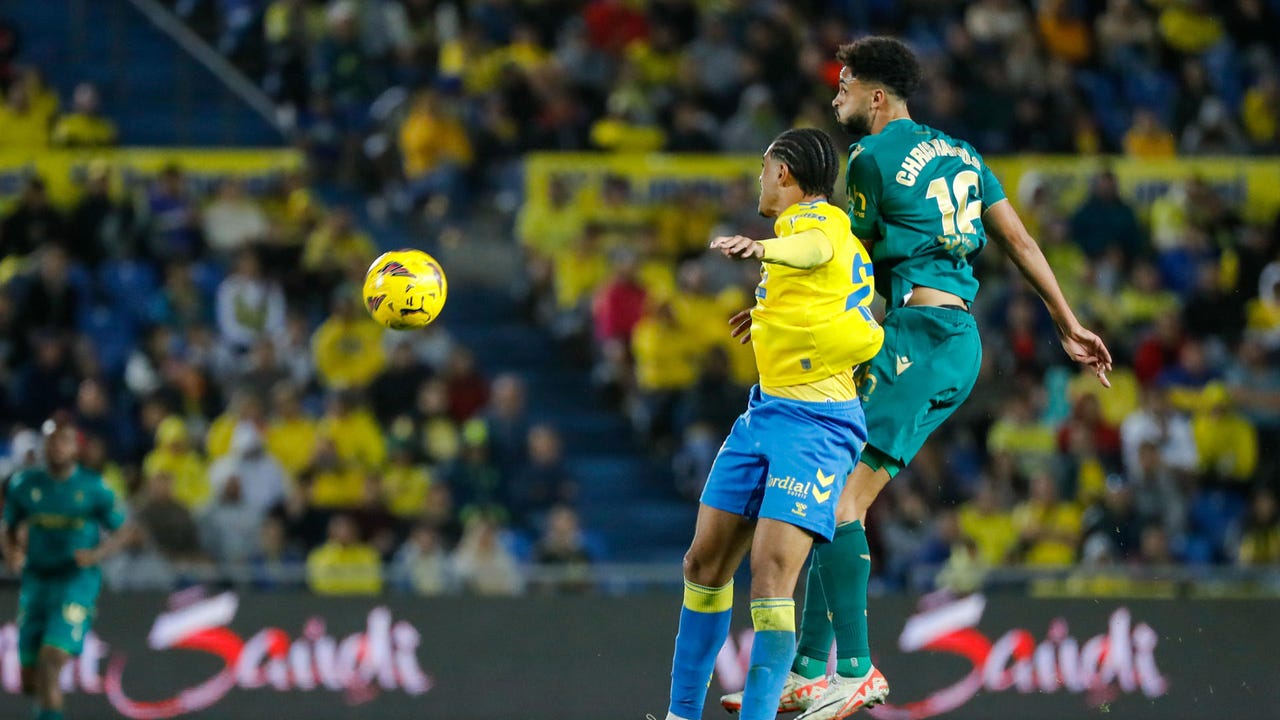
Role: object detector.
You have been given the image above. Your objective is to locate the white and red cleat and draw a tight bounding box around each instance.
[720,672,829,714]
[792,668,889,720]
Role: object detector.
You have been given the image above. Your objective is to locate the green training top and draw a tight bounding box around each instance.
[3,465,125,575]
[845,118,1007,309]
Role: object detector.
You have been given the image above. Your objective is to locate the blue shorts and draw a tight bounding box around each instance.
[700,386,867,542]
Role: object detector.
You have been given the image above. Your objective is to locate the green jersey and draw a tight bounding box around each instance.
[3,466,124,575]
[845,119,1006,309]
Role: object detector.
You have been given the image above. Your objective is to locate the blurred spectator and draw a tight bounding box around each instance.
[1013,473,1082,566]
[958,479,1018,566]
[100,525,174,592]
[630,299,700,446]
[720,84,784,153]
[303,436,364,510]
[0,74,52,147]
[234,338,292,401]
[672,422,719,501]
[445,419,505,517]
[144,164,202,263]
[1122,109,1177,158]
[381,439,433,519]
[393,523,454,595]
[208,422,287,517]
[882,488,934,586]
[301,209,375,298]
[306,513,383,595]
[1038,0,1093,64]
[199,474,262,565]
[1183,262,1246,344]
[311,1,382,131]
[1242,73,1279,150]
[266,382,319,477]
[318,391,386,470]
[1181,97,1248,155]
[249,515,305,590]
[1121,388,1199,478]
[1190,383,1258,484]
[966,0,1032,48]
[312,293,386,390]
[67,163,136,266]
[135,471,204,562]
[148,263,214,330]
[592,248,648,346]
[142,417,210,511]
[676,346,743,437]
[509,423,576,526]
[1116,261,1179,333]
[1130,440,1189,539]
[12,246,79,344]
[1095,0,1157,68]
[533,504,593,593]
[442,346,489,421]
[480,373,530,477]
[369,338,432,423]
[398,89,473,220]
[1068,171,1144,261]
[1082,477,1143,560]
[452,513,523,596]
[51,82,117,147]
[202,179,270,258]
[2,177,64,260]
[216,248,287,355]
[74,377,123,461]
[987,395,1056,478]
[1156,0,1225,55]
[206,390,264,459]
[1233,488,1280,565]
[12,333,80,428]
[403,377,461,466]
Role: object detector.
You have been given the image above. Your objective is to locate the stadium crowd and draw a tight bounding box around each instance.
[1,1,1279,596]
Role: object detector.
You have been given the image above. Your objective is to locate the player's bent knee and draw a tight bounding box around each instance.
[682,547,732,587]
[38,645,69,672]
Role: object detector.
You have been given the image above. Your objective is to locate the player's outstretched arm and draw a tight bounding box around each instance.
[75,522,139,568]
[984,199,1113,387]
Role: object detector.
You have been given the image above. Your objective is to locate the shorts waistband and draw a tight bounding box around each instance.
[756,384,864,411]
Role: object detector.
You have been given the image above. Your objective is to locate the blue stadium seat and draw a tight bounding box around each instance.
[1189,489,1247,562]
[79,305,137,376]
[98,260,160,308]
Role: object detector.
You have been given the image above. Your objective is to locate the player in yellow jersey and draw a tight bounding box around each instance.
[663,129,883,720]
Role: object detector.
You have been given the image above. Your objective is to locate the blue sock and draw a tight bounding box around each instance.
[669,578,734,720]
[740,598,796,720]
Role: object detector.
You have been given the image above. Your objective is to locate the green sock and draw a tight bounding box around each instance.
[791,551,832,679]
[35,709,64,720]
[815,521,873,678]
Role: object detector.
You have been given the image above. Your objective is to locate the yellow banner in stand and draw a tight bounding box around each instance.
[0,147,305,208]
[525,152,1280,224]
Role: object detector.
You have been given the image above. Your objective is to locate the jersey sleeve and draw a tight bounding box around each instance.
[95,483,127,531]
[846,147,883,241]
[980,162,1007,209]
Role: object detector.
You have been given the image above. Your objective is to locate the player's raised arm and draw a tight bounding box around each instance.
[983,198,1113,386]
[710,229,834,269]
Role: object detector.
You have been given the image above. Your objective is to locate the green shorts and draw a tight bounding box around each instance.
[855,305,981,476]
[17,568,101,666]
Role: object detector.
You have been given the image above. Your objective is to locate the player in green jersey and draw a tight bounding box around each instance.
[721,37,1113,720]
[1,418,132,720]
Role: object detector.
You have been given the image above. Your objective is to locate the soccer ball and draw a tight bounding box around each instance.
[362,249,448,330]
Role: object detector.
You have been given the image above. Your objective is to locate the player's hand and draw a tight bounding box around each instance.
[1059,322,1113,388]
[5,551,24,574]
[710,235,764,260]
[728,308,753,345]
[74,548,101,568]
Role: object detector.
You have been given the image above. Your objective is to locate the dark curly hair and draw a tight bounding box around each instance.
[767,128,840,199]
[836,36,922,101]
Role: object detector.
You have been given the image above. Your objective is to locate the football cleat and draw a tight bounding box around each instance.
[793,668,889,720]
[720,672,829,714]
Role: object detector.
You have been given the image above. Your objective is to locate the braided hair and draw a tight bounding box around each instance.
[767,128,841,199]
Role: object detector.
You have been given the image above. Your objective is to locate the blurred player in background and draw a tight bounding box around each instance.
[723,37,1114,720]
[664,128,883,720]
[1,417,132,720]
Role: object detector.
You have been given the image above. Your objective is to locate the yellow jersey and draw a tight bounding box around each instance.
[751,200,883,389]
